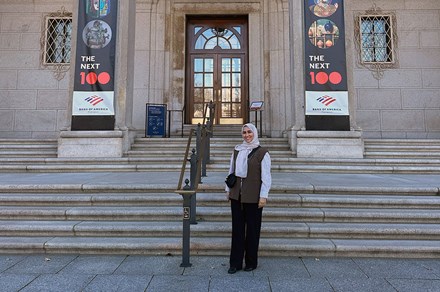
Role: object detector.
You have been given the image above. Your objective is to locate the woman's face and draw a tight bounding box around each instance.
[242,126,254,143]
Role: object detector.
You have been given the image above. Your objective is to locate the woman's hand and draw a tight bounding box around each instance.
[258,198,267,208]
[226,192,230,201]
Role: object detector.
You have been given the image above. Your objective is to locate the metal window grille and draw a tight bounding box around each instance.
[359,15,394,64]
[354,5,398,79]
[40,7,72,80]
[44,17,72,65]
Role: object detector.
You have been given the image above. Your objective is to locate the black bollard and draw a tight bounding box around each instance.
[178,179,194,267]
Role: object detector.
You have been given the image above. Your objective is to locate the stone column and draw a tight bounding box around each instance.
[287,0,306,153]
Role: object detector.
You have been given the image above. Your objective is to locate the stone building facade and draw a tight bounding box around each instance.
[0,0,439,155]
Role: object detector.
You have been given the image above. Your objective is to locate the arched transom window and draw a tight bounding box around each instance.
[194,26,242,50]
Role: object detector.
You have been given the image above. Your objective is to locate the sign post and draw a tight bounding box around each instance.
[250,101,264,133]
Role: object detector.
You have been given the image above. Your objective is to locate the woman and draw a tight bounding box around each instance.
[225,123,272,274]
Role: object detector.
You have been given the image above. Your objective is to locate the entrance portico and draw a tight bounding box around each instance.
[59,0,362,158]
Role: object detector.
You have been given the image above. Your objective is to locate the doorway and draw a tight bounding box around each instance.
[186,16,248,125]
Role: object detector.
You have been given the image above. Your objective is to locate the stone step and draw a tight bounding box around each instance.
[126,150,294,158]
[1,138,440,174]
[1,221,440,240]
[0,236,439,258]
[3,157,440,167]
[1,193,439,208]
[364,139,440,146]
[365,152,440,159]
[0,139,58,158]
[1,206,439,223]
[365,145,440,152]
[3,162,440,174]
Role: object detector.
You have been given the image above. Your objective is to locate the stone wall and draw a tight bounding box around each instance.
[0,0,73,138]
[348,0,440,138]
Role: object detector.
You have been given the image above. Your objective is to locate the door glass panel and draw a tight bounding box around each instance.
[194,88,203,103]
[232,58,241,71]
[194,58,203,72]
[204,73,213,87]
[222,58,231,72]
[204,59,213,72]
[222,103,231,117]
[204,88,213,102]
[232,104,241,116]
[222,73,231,87]
[194,104,204,117]
[232,88,241,102]
[232,73,241,87]
[222,88,231,102]
[194,73,203,87]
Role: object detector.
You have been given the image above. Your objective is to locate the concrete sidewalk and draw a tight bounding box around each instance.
[1,254,440,291]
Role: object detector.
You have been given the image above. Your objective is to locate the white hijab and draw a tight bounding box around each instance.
[234,123,260,178]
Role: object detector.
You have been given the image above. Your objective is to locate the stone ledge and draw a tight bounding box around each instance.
[59,131,123,138]
[297,130,364,159]
[58,130,124,158]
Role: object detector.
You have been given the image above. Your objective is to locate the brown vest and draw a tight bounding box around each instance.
[229,147,268,203]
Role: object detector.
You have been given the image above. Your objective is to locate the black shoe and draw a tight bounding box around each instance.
[228,267,241,274]
[244,266,256,272]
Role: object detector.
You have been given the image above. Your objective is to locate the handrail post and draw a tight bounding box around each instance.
[189,148,197,189]
[201,125,208,177]
[188,148,198,225]
[196,123,203,183]
[176,179,194,267]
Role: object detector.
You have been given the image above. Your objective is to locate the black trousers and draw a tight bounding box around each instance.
[229,198,263,269]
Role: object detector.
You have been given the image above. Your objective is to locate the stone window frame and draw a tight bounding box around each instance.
[40,6,72,80]
[354,4,398,80]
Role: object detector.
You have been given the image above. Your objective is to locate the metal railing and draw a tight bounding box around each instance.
[175,101,215,267]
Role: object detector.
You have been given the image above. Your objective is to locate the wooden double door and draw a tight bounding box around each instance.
[186,16,248,125]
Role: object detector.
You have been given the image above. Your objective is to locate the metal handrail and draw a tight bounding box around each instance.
[176,101,213,191]
[177,128,195,190]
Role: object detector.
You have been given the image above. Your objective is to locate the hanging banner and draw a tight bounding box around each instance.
[71,0,117,130]
[304,0,350,130]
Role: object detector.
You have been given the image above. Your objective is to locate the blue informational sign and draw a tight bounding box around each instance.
[146,104,167,137]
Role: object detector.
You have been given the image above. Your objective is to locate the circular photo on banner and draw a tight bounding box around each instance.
[82,20,112,49]
[308,19,339,49]
[308,0,339,18]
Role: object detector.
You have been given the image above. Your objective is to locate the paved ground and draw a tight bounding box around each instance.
[0,171,439,291]
[1,254,440,291]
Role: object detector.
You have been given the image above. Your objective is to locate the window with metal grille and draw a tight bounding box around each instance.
[43,16,72,65]
[354,8,398,79]
[358,15,395,64]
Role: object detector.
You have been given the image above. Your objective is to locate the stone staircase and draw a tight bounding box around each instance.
[0,137,440,173]
[0,182,439,257]
[0,136,439,257]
